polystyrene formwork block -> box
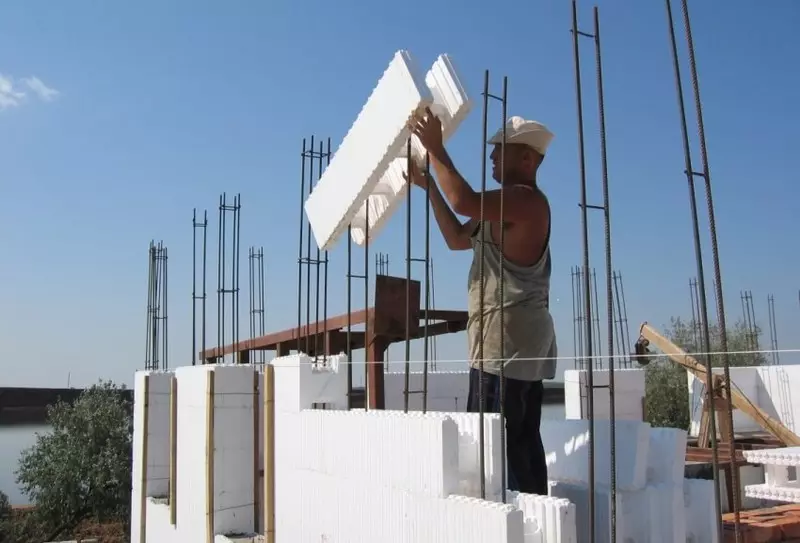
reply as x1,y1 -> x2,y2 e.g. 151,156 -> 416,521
447,412 -> 503,500
549,481 -> 651,543
130,370 -> 173,543
271,353 -> 349,413
350,54 -> 473,246
646,427 -> 688,485
298,469 -> 524,543
744,482 -> 800,503
384,370 -> 469,412
647,483 -> 686,543
300,409 -> 460,498
541,419 -> 650,490
173,364 -> 257,542
508,491 -> 577,543
683,478 -> 719,543
563,369 -> 645,421
304,50 -> 433,251
743,446 -> 800,467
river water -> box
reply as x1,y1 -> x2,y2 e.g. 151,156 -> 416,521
0,403 -> 566,505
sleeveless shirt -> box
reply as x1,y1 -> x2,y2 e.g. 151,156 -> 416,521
466,186 -> 557,381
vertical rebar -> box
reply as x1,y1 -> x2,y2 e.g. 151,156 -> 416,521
477,68 -> 489,501
423,150 -> 431,413
259,247 -> 266,363
193,210 -> 198,366
234,194 -> 241,355
202,210 -> 208,361
305,136 -> 315,355
364,199 -> 370,410
591,269 -> 602,368
315,140 -> 323,358
617,271 -> 632,367
404,136 -> 412,413
297,139 -> 307,355
323,138 -> 331,361
665,0 -> 722,535
217,195 -> 223,357
347,222 -> 353,409
498,74 -> 508,504
221,193 -> 227,359
682,0 -> 740,535
594,7 -> 616,539
163,245 -> 169,370
571,1 -> 595,533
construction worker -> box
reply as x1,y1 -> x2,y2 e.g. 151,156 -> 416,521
406,109 -> 557,496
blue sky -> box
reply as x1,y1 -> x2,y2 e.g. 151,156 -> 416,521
1,0 -> 798,388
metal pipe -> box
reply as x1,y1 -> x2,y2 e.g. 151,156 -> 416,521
594,7 -> 616,539
477,68 -> 489,500
571,1 -> 595,535
297,139 -> 307,354
665,0 -> 722,534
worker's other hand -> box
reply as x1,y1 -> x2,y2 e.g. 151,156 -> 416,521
403,159 -> 430,190
409,107 -> 444,156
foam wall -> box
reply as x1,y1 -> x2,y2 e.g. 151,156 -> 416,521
743,447 -> 800,504
304,50 -> 433,251
687,363 -> 800,436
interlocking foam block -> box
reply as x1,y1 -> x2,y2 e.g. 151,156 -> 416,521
647,483 -> 686,543
549,481 -> 651,543
687,366 -> 760,435
508,491 -> 577,543
743,446 -> 800,466
563,369 -> 645,421
304,50 -> 433,251
272,353 -> 349,413
541,419 -> 650,490
350,53 -> 473,246
299,409 -> 460,498
131,370 -> 173,543
446,412 -> 503,500
683,478 -> 719,543
646,427 -> 688,485
384,370 -> 469,412
299,469 -> 525,542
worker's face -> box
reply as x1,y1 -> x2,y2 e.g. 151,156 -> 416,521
490,143 -> 539,183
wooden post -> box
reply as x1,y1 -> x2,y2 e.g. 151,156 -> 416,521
139,375 -> 150,543
253,370 -> 260,533
205,371 -> 215,543
169,377 -> 178,525
263,365 -> 275,543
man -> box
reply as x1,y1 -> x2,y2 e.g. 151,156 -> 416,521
407,109 -> 557,495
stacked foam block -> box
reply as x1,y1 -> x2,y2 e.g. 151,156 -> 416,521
541,419 -> 718,542
563,369 -> 645,421
383,370 -> 469,412
743,447 -> 800,503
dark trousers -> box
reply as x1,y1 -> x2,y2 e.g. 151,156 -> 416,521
466,367 -> 548,496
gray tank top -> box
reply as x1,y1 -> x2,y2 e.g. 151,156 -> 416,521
466,186 -> 557,381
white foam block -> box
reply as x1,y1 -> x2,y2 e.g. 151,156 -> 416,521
447,412 -> 503,500
304,50 -> 433,251
563,368 -> 645,421
350,53 -> 473,246
683,478 -> 719,542
508,490 -> 577,543
541,419 -> 651,491
646,427 -> 688,485
383,370 -> 470,412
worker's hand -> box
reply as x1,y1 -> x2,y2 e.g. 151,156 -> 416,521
409,107 -> 444,157
403,159 -> 430,190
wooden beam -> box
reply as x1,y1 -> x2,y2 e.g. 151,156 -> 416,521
169,377 -> 177,525
639,323 -> 800,446
205,371 -> 215,543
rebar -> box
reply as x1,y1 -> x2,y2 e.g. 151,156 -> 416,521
497,74 -> 508,504
422,151 -> 431,413
665,0 -> 723,535
297,138 -> 307,355
217,193 -> 241,363
305,136 -> 315,355
404,136 -> 412,413
768,294 -> 780,365
477,68 -> 489,501
249,247 -> 266,364
571,1 -> 595,534
145,241 -> 169,371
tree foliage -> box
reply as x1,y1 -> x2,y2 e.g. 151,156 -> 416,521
13,381 -> 133,540
643,317 -> 766,430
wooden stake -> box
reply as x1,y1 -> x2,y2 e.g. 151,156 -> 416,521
205,371 -> 215,543
169,376 -> 177,525
139,375 -> 150,543
264,365 -> 276,543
